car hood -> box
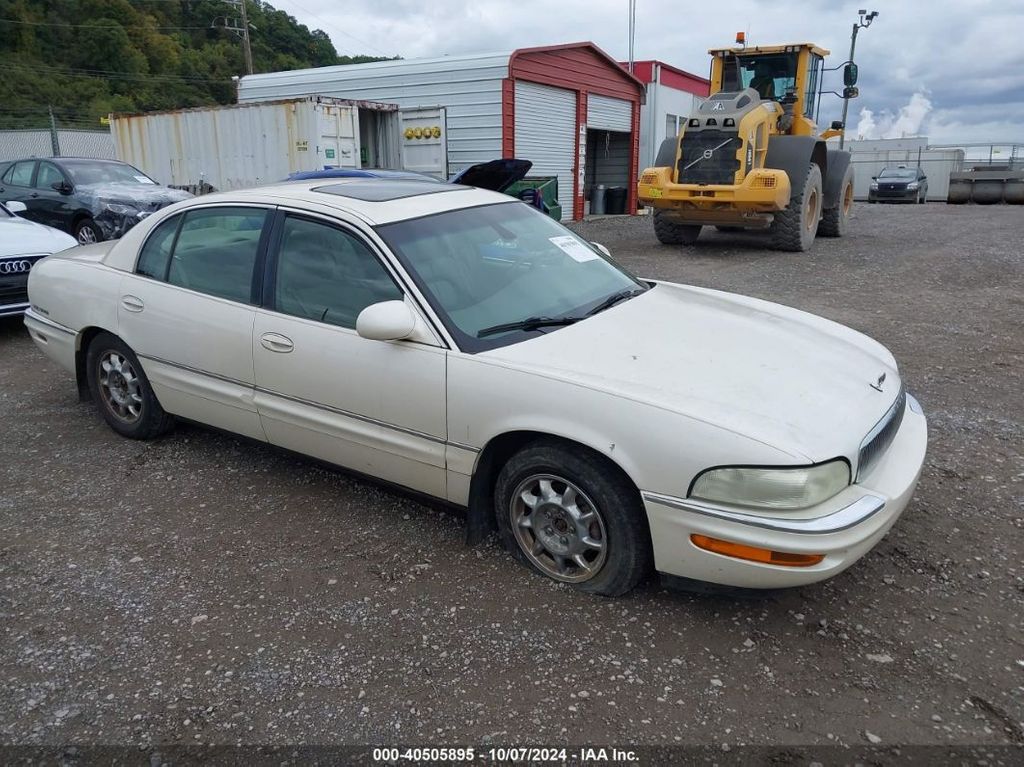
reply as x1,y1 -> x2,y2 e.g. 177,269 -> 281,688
450,159 -> 532,193
0,215 -> 76,257
76,182 -> 193,210
481,282 -> 902,462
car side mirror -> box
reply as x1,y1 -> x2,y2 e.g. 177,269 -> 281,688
356,300 -> 417,341
52,181 -> 72,195
871,176 -> 877,181
5,200 -> 28,214
590,242 -> 611,258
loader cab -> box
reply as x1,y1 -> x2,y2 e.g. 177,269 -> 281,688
709,43 -> 828,136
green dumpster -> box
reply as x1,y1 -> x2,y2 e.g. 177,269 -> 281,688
505,176 -> 563,221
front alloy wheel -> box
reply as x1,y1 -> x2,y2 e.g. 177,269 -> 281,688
494,441 -> 652,596
510,474 -> 608,583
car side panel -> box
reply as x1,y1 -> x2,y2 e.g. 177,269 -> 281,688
115,275 -> 265,441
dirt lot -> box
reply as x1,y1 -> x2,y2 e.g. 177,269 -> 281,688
1,203 -> 1022,753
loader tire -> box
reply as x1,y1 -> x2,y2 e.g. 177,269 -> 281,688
770,163 -> 822,252
653,211 -> 701,245
818,164 -> 854,237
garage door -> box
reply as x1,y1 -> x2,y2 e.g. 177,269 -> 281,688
587,94 -> 632,132
514,80 -> 576,221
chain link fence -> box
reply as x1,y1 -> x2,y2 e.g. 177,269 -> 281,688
0,128 -> 115,162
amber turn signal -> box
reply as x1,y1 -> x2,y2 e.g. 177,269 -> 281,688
690,534 -> 824,567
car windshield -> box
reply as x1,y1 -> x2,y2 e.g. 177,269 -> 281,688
879,168 -> 917,180
61,160 -> 157,186
377,202 -> 646,352
721,52 -> 798,100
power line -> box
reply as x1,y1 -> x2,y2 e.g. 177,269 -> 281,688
277,0 -> 390,57
0,17 -> 211,30
2,61 -> 235,84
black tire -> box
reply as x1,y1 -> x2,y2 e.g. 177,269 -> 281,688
494,440 -> 651,597
73,217 -> 104,245
85,332 -> 173,439
653,210 -> 701,245
818,164 -> 854,237
770,163 -> 822,252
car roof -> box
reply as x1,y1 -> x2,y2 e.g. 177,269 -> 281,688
190,179 -> 515,225
100,179 -> 518,272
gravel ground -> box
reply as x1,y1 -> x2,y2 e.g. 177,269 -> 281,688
1,203 -> 1022,752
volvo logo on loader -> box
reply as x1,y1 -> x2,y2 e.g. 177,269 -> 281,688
711,101 -> 725,111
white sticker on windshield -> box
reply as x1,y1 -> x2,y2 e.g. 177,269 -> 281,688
134,176 -> 156,184
549,235 -> 598,262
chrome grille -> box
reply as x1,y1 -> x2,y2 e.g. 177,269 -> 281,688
857,385 -> 907,479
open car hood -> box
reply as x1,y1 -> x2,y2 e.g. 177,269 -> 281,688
450,159 -> 532,193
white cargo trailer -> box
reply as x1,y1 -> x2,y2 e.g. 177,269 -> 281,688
110,97 -> 417,192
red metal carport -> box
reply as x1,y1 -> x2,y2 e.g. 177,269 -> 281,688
500,43 -> 646,220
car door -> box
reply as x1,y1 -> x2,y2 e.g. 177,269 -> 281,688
117,204 -> 272,441
32,161 -> 74,231
0,161 -> 38,217
252,210 -> 448,498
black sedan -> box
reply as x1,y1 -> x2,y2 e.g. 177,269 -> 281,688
868,165 -> 929,204
0,157 -> 191,244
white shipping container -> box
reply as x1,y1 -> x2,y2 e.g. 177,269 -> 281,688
110,97 -> 403,192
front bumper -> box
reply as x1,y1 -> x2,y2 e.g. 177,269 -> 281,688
642,396 -> 928,589
637,166 -> 792,216
869,190 -> 917,203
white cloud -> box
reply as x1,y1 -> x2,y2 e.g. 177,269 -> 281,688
856,92 -> 933,140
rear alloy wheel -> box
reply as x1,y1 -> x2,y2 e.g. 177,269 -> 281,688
74,218 -> 103,244
770,163 -> 822,251
653,210 -> 702,245
495,441 -> 651,596
86,332 -> 174,439
818,165 -> 854,237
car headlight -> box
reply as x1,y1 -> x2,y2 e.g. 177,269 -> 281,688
690,459 -> 851,510
906,182 -> 919,190
870,182 -> 878,190
103,202 -> 139,216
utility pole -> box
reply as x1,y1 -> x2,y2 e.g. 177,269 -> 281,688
839,9 -> 878,149
48,105 -> 60,157
237,0 -> 253,76
213,1 -> 254,75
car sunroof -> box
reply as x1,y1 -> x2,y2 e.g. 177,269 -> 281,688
313,180 -> 464,202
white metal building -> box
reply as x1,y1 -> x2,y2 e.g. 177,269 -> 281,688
624,60 -> 711,171
844,137 -> 965,201
236,42 -> 646,220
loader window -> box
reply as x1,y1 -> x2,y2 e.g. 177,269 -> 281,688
722,53 -> 798,100
805,54 -> 823,118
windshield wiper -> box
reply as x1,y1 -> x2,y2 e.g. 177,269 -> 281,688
586,287 -> 646,317
477,315 -> 582,338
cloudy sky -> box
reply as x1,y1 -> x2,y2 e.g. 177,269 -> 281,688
272,0 -> 1023,145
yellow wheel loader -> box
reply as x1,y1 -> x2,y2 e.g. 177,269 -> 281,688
638,41 -> 856,251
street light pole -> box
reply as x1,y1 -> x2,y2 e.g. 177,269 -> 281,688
839,9 -> 878,149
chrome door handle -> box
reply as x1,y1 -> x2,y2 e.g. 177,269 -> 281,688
260,332 -> 294,353
120,295 -> 145,312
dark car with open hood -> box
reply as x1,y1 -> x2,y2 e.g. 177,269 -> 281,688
0,157 -> 192,244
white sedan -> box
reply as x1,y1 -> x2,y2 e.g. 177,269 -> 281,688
24,180 -> 927,595
1,200 -> 76,317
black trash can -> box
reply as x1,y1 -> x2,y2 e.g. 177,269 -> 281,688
605,186 -> 627,214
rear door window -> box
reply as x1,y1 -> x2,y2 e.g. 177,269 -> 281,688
3,161 -> 36,187
166,207 -> 268,303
